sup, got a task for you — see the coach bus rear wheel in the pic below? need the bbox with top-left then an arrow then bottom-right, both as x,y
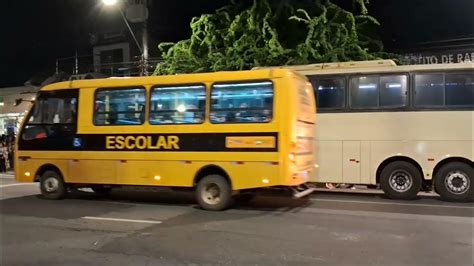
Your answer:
40,170 -> 67,200
380,161 -> 422,200
196,174 -> 233,211
434,162 -> 473,202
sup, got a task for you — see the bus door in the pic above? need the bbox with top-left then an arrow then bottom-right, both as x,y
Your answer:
67,89 -> 117,185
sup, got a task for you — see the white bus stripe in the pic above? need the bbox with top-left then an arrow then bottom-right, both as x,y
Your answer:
310,198 -> 474,209
0,183 -> 36,188
82,216 -> 162,224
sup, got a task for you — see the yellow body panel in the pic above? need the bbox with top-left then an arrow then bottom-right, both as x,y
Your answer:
15,69 -> 316,191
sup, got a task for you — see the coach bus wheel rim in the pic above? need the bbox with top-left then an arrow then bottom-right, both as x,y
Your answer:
44,177 -> 59,193
202,183 -> 221,205
388,170 -> 413,193
445,170 -> 470,195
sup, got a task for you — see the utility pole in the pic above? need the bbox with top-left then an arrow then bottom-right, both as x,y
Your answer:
141,0 -> 149,76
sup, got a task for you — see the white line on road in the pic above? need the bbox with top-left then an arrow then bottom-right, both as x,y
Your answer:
0,175 -> 15,179
82,216 -> 162,224
0,183 -> 36,188
310,198 -> 474,209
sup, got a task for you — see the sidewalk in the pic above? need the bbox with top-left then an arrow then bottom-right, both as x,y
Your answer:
0,171 -> 15,178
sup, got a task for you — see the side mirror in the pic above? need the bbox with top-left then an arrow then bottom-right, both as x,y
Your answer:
14,98 -> 35,106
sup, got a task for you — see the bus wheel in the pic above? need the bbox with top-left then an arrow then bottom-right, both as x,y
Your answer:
91,185 -> 112,196
434,162 -> 473,202
40,170 -> 67,200
380,161 -> 422,200
196,175 -> 233,211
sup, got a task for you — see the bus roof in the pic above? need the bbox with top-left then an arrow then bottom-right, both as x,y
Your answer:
253,60 -> 474,76
40,69 -> 305,91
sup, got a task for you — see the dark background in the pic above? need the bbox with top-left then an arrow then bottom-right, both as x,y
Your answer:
1,0 -> 473,87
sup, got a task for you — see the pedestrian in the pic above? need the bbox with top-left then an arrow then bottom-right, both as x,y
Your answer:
0,142 -> 6,173
2,141 -> 10,171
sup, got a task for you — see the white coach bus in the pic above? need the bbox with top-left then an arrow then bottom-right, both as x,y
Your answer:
256,60 -> 473,202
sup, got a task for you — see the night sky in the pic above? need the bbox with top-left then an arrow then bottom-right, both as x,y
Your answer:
1,0 -> 473,87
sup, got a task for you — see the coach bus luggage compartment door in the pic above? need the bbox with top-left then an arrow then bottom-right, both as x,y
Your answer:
343,141 -> 361,184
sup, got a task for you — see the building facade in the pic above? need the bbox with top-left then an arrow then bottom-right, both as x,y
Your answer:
0,86 -> 39,135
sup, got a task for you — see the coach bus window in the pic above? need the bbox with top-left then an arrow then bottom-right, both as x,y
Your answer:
414,73 -> 445,107
309,76 -> 345,109
350,76 -> 379,108
351,75 -> 408,109
380,75 -> 408,107
150,85 -> 206,124
94,88 -> 145,125
210,81 -> 273,123
445,72 -> 474,107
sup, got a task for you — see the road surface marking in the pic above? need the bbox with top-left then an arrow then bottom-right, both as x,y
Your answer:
0,183 -> 36,188
310,198 -> 474,209
82,216 -> 162,224
0,176 -> 15,179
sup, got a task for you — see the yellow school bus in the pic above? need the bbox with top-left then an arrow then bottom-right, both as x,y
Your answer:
15,69 -> 316,210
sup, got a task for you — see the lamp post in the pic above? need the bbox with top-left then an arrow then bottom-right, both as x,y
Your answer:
102,0 -> 149,76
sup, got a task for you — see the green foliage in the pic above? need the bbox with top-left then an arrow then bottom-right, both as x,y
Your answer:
154,0 -> 386,75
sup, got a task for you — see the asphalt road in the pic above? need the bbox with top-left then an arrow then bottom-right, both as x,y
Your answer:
1,174 -> 473,266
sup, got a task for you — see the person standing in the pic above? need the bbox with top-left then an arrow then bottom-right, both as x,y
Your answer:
0,142 -> 6,173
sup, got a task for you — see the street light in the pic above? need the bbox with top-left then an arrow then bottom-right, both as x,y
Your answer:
101,0 -> 149,75
103,0 -> 118,6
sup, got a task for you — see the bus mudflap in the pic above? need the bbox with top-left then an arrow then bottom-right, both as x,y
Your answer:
291,183 -> 316,198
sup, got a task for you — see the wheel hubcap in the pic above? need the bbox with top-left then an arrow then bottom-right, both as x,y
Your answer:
389,170 -> 413,192
44,177 -> 59,193
202,183 -> 221,205
445,171 -> 469,194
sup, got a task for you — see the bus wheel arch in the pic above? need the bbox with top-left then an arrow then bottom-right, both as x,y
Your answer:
35,164 -> 64,183
193,165 -> 232,189
433,157 -> 473,202
377,156 -> 424,200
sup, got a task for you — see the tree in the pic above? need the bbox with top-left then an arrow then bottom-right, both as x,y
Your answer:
154,0 -> 385,75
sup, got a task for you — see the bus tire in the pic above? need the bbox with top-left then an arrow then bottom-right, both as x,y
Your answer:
40,170 -> 67,200
380,161 -> 422,200
434,162 -> 473,202
196,175 -> 233,211
91,185 -> 112,196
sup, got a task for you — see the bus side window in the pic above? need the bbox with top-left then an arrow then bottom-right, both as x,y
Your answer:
94,88 -> 146,126
309,76 -> 346,110
210,81 -> 273,124
149,84 -> 206,125
445,72 -> 474,107
350,74 -> 407,109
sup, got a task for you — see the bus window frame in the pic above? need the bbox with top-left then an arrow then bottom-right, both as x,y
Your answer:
209,79 -> 275,125
18,89 -> 79,145
411,70 -> 474,110
308,74 -> 347,112
348,73 -> 410,111
22,89 -> 80,126
93,86 -> 147,127
148,83 -> 207,126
